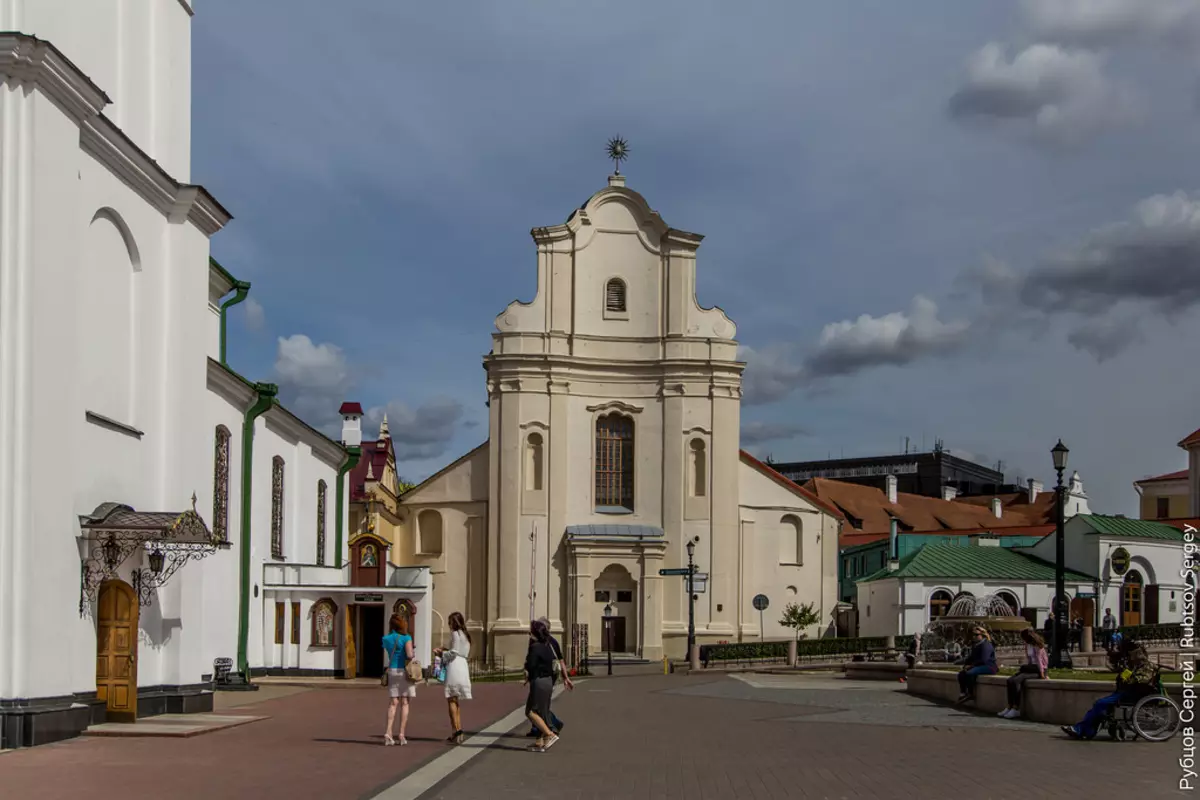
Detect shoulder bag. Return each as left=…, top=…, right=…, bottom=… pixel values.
left=406, top=658, right=424, bottom=683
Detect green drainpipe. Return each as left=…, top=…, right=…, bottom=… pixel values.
left=335, top=446, right=362, bottom=569
left=236, top=382, right=278, bottom=679
left=213, top=257, right=251, bottom=366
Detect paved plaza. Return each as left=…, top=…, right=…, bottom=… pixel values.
left=0, top=672, right=1186, bottom=799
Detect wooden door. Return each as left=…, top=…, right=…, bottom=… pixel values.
left=1122, top=582, right=1142, bottom=627
left=344, top=603, right=357, bottom=679
left=96, top=580, right=138, bottom=723
left=604, top=617, right=627, bottom=652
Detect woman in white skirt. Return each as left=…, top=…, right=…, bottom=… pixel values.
left=435, top=611, right=472, bottom=745
left=382, top=613, right=415, bottom=746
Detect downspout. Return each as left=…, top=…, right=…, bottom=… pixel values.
left=335, top=446, right=362, bottom=569
left=235, top=382, right=278, bottom=680
left=213, top=257, right=251, bottom=366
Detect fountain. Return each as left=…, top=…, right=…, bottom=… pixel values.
left=915, top=592, right=1029, bottom=663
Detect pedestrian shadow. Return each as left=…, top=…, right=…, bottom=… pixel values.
left=312, top=736, right=445, bottom=746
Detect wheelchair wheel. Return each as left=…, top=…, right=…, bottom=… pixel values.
left=1131, top=695, right=1182, bottom=742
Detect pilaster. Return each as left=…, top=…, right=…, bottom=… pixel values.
left=496, top=385, right=522, bottom=626
left=661, top=385, right=685, bottom=624
left=546, top=380, right=569, bottom=629
left=640, top=548, right=665, bottom=660
left=709, top=388, right=740, bottom=634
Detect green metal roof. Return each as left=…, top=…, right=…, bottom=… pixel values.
left=859, top=543, right=1097, bottom=583
left=1076, top=514, right=1185, bottom=541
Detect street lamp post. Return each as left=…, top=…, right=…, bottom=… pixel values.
left=686, top=538, right=699, bottom=671
left=603, top=603, right=614, bottom=676
left=1050, top=439, right=1072, bottom=669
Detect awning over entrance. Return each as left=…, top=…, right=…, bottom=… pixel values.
left=565, top=524, right=664, bottom=541
left=78, top=497, right=225, bottom=612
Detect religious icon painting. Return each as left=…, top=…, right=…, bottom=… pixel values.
left=311, top=599, right=337, bottom=647
left=361, top=543, right=377, bottom=567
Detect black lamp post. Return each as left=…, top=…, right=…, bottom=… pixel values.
left=1050, top=439, right=1072, bottom=669
left=603, top=602, right=614, bottom=676
left=686, top=538, right=698, bottom=670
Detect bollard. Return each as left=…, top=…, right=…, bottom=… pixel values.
left=663, top=657, right=669, bottom=675
left=787, top=639, right=797, bottom=668
left=1081, top=626, right=1094, bottom=653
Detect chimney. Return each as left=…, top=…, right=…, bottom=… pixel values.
left=991, top=497, right=1002, bottom=519
left=888, top=518, right=898, bottom=561
left=942, top=485, right=958, bottom=502
left=339, top=402, right=364, bottom=447
left=1027, top=478, right=1043, bottom=504
left=885, top=474, right=898, bottom=504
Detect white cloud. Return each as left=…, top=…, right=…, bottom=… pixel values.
left=242, top=297, right=266, bottom=331
left=273, top=334, right=355, bottom=431
left=948, top=42, right=1138, bottom=147
left=1021, top=0, right=1200, bottom=49
left=365, top=398, right=465, bottom=461
left=739, top=345, right=806, bottom=407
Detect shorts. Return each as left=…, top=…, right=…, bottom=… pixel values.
left=387, top=668, right=416, bottom=699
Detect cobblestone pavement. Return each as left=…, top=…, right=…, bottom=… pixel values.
left=419, top=673, right=1183, bottom=800
left=0, top=681, right=526, bottom=800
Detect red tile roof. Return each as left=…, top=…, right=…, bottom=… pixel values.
left=739, top=451, right=845, bottom=521
left=840, top=524, right=1055, bottom=550
left=953, top=490, right=1057, bottom=525
left=1180, top=428, right=1200, bottom=449
left=339, top=402, right=364, bottom=415
left=1135, top=469, right=1189, bottom=484
left=1160, top=518, right=1200, bottom=533
left=349, top=435, right=394, bottom=500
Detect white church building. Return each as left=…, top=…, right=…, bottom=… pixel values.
left=0, top=2, right=429, bottom=748
left=393, top=173, right=844, bottom=663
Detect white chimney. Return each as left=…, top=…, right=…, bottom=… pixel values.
left=991, top=497, right=1002, bottom=518
left=942, top=485, right=958, bottom=502
left=1027, top=478, right=1043, bottom=504
left=885, top=474, right=898, bottom=504
left=339, top=402, right=364, bottom=447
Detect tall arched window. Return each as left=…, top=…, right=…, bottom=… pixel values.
left=526, top=432, right=544, bottom=491
left=271, top=456, right=285, bottom=560
left=212, top=425, right=231, bottom=542
left=316, top=480, right=327, bottom=566
left=929, top=590, right=953, bottom=619
left=418, top=509, right=444, bottom=555
left=595, top=413, right=634, bottom=512
left=780, top=514, right=802, bottom=564
left=605, top=278, right=627, bottom=313
left=688, top=439, right=707, bottom=498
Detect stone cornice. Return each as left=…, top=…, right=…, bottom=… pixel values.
left=0, top=33, right=232, bottom=237
left=484, top=353, right=745, bottom=375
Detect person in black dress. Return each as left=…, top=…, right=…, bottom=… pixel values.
left=524, top=620, right=559, bottom=752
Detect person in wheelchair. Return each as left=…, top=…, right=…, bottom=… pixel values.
left=1061, top=638, right=1157, bottom=739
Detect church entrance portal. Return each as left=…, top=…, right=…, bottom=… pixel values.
left=96, top=580, right=139, bottom=723
left=595, top=564, right=637, bottom=655
left=356, top=604, right=385, bottom=678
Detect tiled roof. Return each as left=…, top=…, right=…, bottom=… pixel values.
left=840, top=524, right=1054, bottom=550
left=740, top=452, right=845, bottom=520
left=859, top=544, right=1097, bottom=583
left=1135, top=469, right=1189, bottom=484
left=953, top=490, right=1057, bottom=525
left=1162, top=518, right=1200, bottom=533
left=339, top=402, right=364, bottom=415
left=1077, top=514, right=1185, bottom=541
left=1179, top=427, right=1200, bottom=449
left=350, top=434, right=395, bottom=500
left=801, top=477, right=1044, bottom=538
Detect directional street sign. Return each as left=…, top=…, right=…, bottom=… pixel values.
left=658, top=567, right=694, bottom=576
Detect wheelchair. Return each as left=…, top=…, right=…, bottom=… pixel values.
left=1102, top=668, right=1183, bottom=743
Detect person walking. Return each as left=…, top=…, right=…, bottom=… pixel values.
left=434, top=611, right=472, bottom=745
left=1102, top=608, right=1117, bottom=650
left=527, top=617, right=573, bottom=737
left=997, top=629, right=1047, bottom=719
left=382, top=613, right=416, bottom=746
left=523, top=620, right=559, bottom=752
left=956, top=627, right=998, bottom=704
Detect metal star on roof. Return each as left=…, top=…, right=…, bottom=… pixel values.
left=606, top=136, right=630, bottom=174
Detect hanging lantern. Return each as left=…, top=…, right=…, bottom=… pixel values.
left=149, top=549, right=165, bottom=575
left=103, top=536, right=120, bottom=569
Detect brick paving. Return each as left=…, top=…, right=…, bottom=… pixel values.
left=419, top=673, right=1183, bottom=800
left=0, top=681, right=526, bottom=800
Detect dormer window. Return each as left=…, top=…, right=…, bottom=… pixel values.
left=604, top=278, right=628, bottom=319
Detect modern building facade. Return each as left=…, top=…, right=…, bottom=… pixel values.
left=773, top=446, right=1006, bottom=498
left=391, top=174, right=844, bottom=662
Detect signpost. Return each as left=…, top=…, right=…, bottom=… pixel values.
left=660, top=542, right=703, bottom=669
left=752, top=594, right=770, bottom=642
left=659, top=568, right=692, bottom=576
left=1111, top=547, right=1131, bottom=577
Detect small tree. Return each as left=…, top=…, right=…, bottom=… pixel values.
left=779, top=601, right=821, bottom=641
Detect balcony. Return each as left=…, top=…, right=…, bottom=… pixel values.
left=262, top=562, right=429, bottom=590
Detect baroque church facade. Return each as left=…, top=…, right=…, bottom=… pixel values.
left=396, top=175, right=843, bottom=662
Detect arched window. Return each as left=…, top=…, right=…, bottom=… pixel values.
left=930, top=590, right=953, bottom=619
left=688, top=439, right=707, bottom=498
left=780, top=514, right=802, bottom=564
left=605, top=278, right=627, bottom=313
left=315, top=480, right=327, bottom=566
left=212, top=425, right=231, bottom=542
left=595, top=413, right=635, bottom=512
left=526, top=432, right=544, bottom=491
left=271, top=456, right=285, bottom=560
left=418, top=509, right=444, bottom=555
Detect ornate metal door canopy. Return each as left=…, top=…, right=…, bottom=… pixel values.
left=78, top=496, right=224, bottom=612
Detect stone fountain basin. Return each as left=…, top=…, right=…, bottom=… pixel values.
left=938, top=615, right=1031, bottom=633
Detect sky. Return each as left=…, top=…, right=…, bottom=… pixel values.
left=193, top=0, right=1200, bottom=516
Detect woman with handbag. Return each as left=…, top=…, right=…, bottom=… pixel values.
left=434, top=611, right=473, bottom=745
left=997, top=628, right=1047, bottom=719
left=382, top=613, right=416, bottom=746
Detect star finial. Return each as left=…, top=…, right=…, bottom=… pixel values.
left=606, top=136, right=630, bottom=175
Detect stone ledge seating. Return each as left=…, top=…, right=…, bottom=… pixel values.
left=904, top=668, right=1184, bottom=726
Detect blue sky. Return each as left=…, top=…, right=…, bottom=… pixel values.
left=194, top=1, right=1200, bottom=515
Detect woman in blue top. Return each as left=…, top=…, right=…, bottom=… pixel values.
left=957, top=626, right=998, bottom=704
left=382, top=613, right=415, bottom=746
